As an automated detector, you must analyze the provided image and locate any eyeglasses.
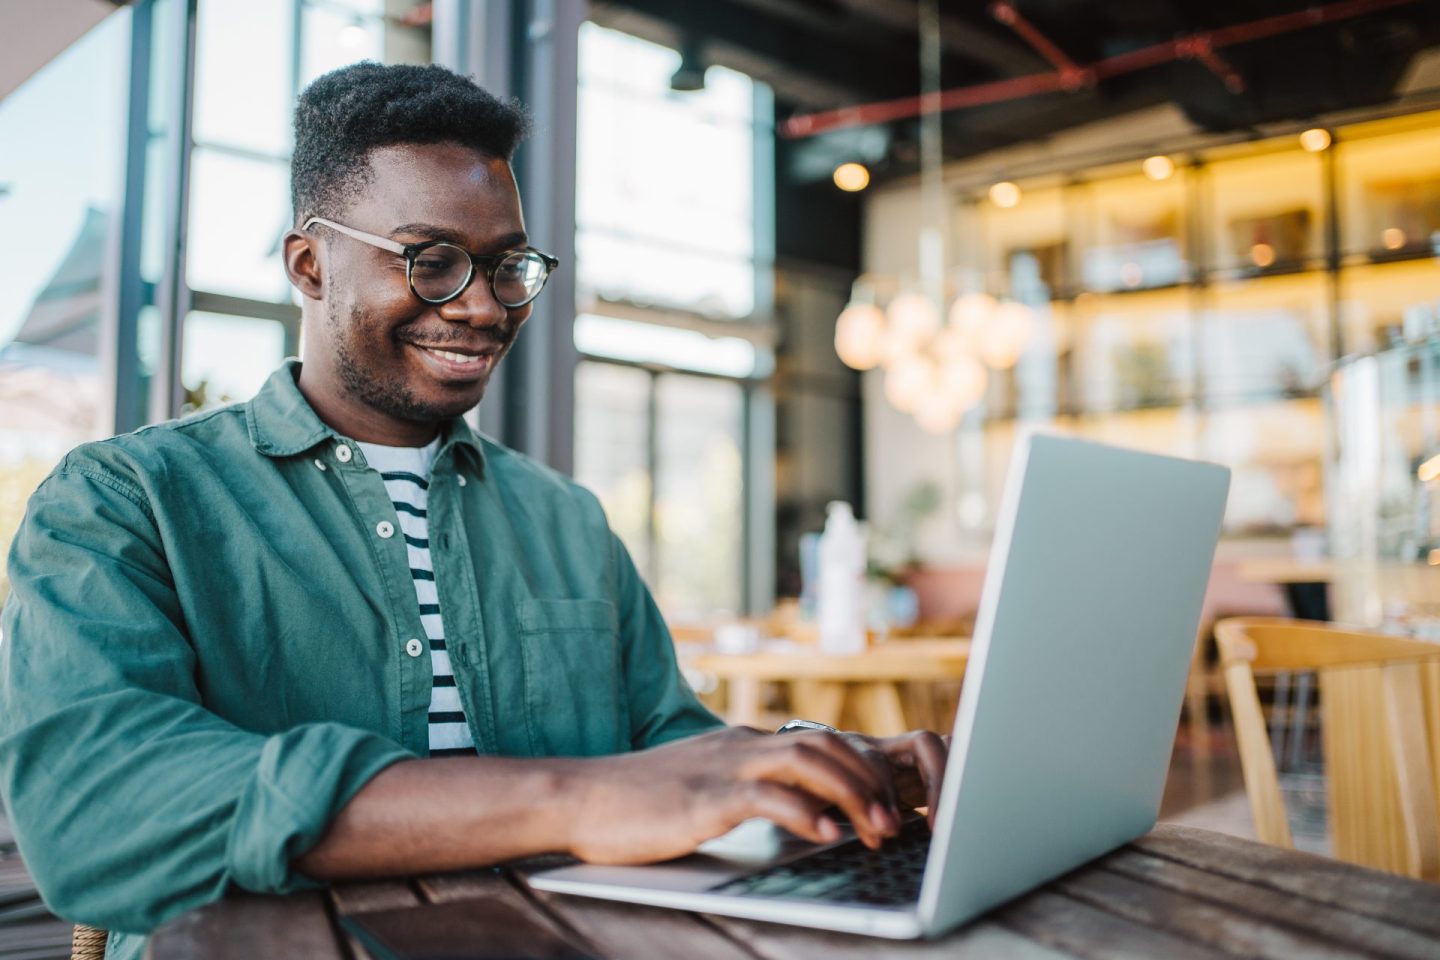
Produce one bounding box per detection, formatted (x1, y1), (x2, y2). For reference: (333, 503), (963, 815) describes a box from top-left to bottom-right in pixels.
(302, 216), (559, 308)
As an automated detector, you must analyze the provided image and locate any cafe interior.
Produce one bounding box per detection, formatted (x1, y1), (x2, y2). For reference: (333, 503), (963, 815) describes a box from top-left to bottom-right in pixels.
(6, 0), (1440, 953)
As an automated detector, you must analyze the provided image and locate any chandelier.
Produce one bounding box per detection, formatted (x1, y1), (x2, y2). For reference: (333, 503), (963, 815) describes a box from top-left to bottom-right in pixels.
(833, 1), (1035, 433)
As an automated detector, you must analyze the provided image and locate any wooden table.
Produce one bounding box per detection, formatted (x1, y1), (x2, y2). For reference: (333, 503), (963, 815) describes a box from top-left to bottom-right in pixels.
(693, 640), (970, 737)
(148, 824), (1440, 959)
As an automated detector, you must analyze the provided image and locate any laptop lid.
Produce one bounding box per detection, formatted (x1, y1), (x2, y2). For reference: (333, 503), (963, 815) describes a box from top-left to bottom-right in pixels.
(917, 433), (1230, 934)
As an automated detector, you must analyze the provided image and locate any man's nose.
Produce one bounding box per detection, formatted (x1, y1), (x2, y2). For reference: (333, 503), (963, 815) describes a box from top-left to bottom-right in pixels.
(436, 272), (508, 327)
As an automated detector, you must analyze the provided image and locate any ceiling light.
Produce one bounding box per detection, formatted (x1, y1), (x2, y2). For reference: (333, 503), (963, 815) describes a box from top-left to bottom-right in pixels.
(834, 303), (886, 370)
(1142, 155), (1175, 181)
(669, 40), (706, 92)
(988, 181), (1021, 208)
(833, 162), (870, 192)
(1250, 243), (1276, 268)
(1382, 227), (1406, 251)
(1299, 128), (1331, 153)
(338, 23), (367, 49)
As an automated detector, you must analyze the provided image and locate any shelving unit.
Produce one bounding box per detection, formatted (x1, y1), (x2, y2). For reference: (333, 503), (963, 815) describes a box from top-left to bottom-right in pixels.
(954, 109), (1440, 534)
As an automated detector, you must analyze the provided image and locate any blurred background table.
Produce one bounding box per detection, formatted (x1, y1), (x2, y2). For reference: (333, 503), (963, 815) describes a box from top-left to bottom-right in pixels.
(692, 638), (970, 737)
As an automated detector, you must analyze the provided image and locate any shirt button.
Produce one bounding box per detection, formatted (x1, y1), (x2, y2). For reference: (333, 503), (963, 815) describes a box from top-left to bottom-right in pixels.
(335, 443), (353, 463)
(376, 520), (395, 539)
(405, 638), (424, 658)
(457, 475), (467, 487)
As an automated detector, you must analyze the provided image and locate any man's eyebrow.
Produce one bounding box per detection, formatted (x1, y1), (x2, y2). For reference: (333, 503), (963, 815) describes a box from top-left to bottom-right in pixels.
(389, 222), (530, 251)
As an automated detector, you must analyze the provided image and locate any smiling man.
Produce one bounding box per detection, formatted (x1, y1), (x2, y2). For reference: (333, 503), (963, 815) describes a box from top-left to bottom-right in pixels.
(0, 64), (945, 960)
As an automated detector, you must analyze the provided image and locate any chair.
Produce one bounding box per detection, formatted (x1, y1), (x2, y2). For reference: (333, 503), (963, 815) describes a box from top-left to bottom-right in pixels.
(71, 922), (106, 959)
(1215, 616), (1440, 881)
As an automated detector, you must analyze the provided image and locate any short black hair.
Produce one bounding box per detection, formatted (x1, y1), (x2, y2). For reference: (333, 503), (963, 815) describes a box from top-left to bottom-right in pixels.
(291, 62), (531, 224)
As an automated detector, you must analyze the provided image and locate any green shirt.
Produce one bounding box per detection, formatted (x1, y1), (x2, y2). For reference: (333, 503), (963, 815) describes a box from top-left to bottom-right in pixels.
(0, 361), (720, 959)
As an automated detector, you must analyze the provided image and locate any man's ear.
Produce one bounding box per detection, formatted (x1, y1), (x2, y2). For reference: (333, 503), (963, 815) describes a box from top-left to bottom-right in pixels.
(283, 228), (324, 301)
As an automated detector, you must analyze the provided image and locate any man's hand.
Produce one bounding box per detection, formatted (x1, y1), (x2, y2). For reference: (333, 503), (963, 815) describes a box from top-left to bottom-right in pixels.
(562, 725), (948, 865)
(842, 730), (951, 828)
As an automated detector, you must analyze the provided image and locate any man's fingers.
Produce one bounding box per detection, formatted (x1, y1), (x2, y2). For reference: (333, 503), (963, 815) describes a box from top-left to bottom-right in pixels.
(791, 731), (897, 814)
(909, 732), (949, 827)
(745, 743), (896, 847)
(735, 782), (842, 846)
(880, 731), (950, 825)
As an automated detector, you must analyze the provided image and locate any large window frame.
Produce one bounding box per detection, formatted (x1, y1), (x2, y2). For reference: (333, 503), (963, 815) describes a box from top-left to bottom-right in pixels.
(571, 21), (778, 618)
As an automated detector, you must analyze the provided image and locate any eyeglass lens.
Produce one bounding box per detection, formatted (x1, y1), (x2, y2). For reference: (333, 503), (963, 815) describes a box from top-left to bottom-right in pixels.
(409, 244), (549, 307)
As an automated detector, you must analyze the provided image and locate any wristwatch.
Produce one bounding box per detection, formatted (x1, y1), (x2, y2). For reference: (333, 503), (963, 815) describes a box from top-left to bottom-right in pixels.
(775, 718), (839, 734)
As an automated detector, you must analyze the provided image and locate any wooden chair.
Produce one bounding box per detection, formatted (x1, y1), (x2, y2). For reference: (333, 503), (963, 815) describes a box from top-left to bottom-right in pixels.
(1215, 616), (1440, 881)
(71, 922), (106, 959)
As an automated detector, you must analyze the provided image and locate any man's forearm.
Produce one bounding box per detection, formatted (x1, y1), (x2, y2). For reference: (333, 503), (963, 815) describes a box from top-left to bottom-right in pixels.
(292, 756), (585, 879)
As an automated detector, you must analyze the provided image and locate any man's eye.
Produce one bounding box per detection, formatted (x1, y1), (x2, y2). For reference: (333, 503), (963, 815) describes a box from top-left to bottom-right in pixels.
(413, 256), (451, 273)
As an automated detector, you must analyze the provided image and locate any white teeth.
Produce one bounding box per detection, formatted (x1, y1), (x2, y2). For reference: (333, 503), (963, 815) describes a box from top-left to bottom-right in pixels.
(425, 347), (483, 365)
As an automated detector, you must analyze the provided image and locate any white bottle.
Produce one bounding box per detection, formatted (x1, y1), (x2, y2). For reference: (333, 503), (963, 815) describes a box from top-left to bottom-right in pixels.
(817, 501), (867, 655)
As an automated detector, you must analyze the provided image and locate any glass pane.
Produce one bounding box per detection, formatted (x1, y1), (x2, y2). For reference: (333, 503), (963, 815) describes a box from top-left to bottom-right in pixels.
(300, 6), (384, 88)
(1337, 122), (1440, 259)
(1339, 259), (1440, 355)
(186, 149), (292, 301)
(576, 232), (754, 319)
(1206, 148), (1325, 274)
(1074, 173), (1189, 293)
(654, 374), (744, 620)
(573, 362), (653, 579)
(1069, 289), (1194, 412)
(576, 23), (755, 321)
(194, 0), (293, 154)
(0, 12), (130, 599)
(1202, 273), (1328, 404)
(180, 311), (287, 412)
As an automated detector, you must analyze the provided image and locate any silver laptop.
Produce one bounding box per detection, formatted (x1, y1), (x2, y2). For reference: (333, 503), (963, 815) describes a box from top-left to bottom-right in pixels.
(528, 433), (1230, 939)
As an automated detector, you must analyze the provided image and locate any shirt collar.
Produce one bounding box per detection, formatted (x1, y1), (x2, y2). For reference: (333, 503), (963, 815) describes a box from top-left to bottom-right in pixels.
(246, 359), (488, 474)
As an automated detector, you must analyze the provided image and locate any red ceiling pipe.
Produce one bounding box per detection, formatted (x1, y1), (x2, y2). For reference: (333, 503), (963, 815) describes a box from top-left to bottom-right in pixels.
(988, 1), (1090, 91)
(780, 0), (1419, 139)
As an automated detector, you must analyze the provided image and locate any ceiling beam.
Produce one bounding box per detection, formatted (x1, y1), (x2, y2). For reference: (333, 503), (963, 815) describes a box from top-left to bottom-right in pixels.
(830, 0), (1047, 76)
(591, 0), (934, 107)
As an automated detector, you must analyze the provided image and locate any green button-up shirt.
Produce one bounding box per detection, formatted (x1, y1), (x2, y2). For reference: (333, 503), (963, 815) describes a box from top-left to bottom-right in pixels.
(0, 361), (720, 959)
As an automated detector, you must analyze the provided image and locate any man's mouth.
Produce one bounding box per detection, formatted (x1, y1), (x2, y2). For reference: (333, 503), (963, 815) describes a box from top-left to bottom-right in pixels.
(408, 342), (499, 380)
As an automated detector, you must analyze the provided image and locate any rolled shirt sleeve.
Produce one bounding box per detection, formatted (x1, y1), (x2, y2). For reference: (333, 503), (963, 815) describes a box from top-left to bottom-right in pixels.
(0, 463), (414, 935)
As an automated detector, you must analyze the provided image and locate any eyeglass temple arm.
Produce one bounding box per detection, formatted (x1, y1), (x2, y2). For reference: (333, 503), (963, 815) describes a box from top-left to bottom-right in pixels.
(302, 217), (407, 255)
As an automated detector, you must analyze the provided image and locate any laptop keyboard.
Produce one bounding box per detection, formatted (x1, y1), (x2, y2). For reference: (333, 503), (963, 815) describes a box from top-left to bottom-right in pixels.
(710, 817), (930, 907)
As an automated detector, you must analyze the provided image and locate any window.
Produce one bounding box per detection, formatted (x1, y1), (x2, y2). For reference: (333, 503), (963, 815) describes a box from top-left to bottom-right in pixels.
(0, 10), (132, 599)
(575, 23), (758, 320)
(571, 23), (774, 622)
(183, 0), (431, 410)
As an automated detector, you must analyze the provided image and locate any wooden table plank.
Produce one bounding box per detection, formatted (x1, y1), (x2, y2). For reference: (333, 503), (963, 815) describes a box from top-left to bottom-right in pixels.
(1055, 865), (1367, 959)
(1103, 847), (1440, 960)
(1135, 824), (1440, 937)
(708, 914), (1079, 959)
(144, 890), (346, 960)
(145, 826), (1440, 959)
(330, 879), (423, 914)
(528, 890), (762, 960)
(418, 870), (609, 958)
(994, 890), (1230, 960)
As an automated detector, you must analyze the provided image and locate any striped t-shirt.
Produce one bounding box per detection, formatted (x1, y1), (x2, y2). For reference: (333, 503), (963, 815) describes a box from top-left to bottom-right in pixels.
(356, 438), (476, 757)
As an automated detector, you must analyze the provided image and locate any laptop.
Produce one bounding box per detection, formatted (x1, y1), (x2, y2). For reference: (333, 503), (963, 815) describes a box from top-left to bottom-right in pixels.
(527, 433), (1231, 939)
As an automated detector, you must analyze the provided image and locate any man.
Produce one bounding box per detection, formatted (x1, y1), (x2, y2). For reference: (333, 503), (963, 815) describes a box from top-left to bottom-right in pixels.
(0, 63), (945, 959)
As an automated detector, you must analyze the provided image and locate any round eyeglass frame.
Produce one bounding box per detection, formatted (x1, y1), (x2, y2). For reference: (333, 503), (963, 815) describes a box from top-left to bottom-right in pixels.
(402, 241), (559, 308)
(301, 216), (560, 308)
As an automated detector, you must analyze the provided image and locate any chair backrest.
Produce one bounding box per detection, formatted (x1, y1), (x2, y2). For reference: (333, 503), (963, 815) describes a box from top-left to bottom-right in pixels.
(1214, 617), (1440, 880)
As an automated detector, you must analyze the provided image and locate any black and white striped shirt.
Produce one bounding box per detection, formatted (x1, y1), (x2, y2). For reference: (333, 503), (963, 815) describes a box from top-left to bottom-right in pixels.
(356, 438), (476, 757)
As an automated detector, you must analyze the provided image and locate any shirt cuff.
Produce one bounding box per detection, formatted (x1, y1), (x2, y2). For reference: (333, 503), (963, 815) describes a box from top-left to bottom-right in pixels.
(226, 723), (415, 894)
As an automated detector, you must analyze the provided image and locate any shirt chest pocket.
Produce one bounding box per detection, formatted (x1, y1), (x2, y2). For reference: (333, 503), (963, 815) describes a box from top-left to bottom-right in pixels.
(517, 598), (629, 756)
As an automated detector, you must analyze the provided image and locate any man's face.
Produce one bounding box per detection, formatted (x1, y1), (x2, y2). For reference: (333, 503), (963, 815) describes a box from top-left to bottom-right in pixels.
(307, 142), (533, 425)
